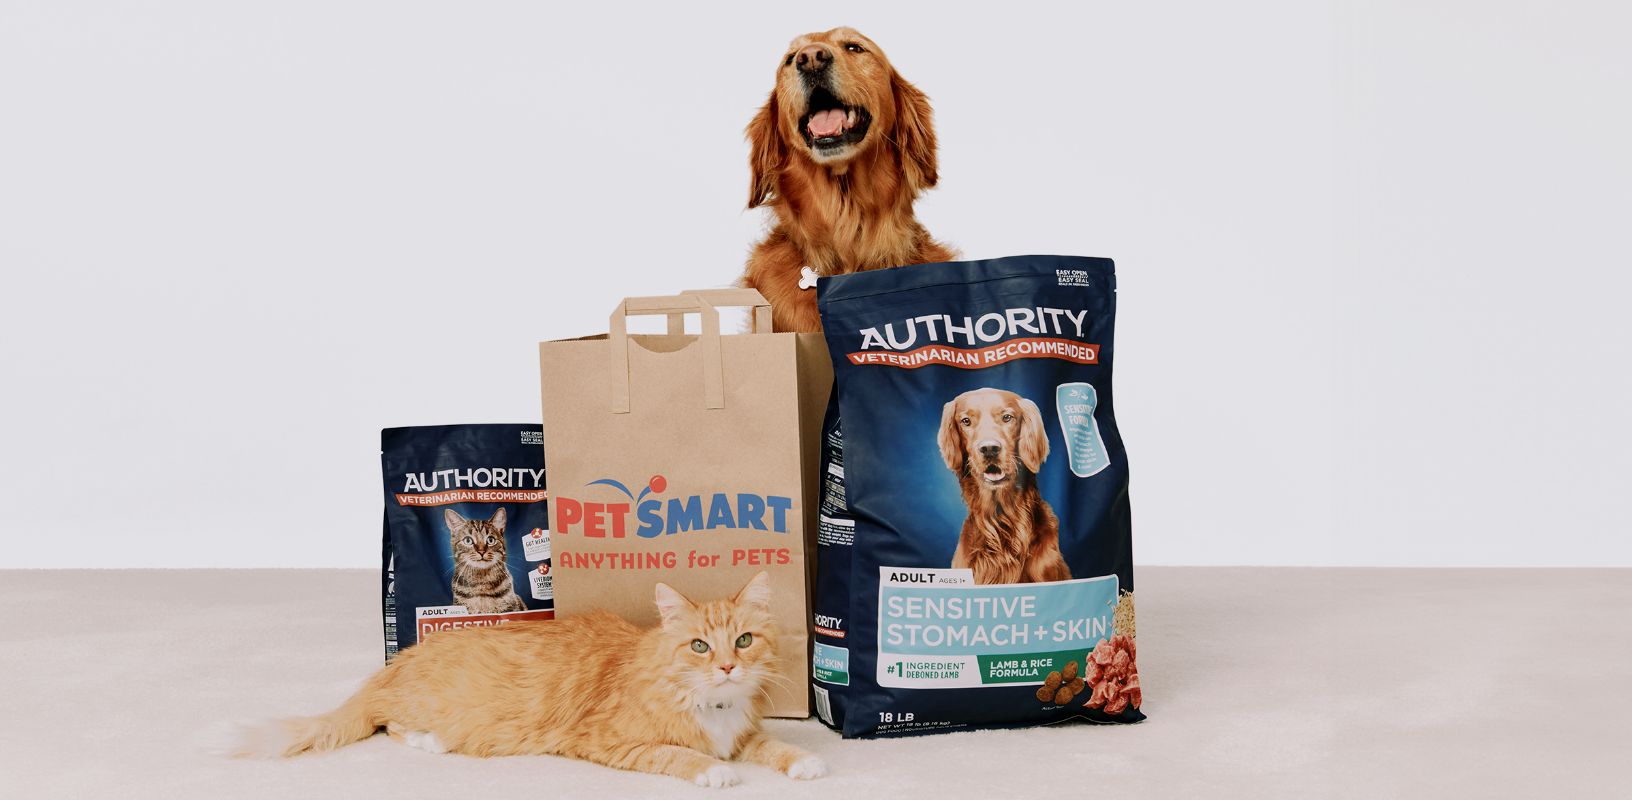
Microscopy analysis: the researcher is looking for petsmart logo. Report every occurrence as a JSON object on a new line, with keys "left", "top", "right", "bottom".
{"left": 554, "top": 474, "right": 793, "bottom": 538}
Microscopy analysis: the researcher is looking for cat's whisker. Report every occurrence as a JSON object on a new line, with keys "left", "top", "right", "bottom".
{"left": 752, "top": 675, "right": 796, "bottom": 703}
{"left": 755, "top": 671, "right": 797, "bottom": 691}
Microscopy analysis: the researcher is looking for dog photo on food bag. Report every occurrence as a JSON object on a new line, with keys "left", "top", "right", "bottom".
{"left": 940, "top": 388, "right": 1073, "bottom": 585}
{"left": 739, "top": 27, "right": 956, "bottom": 332}
{"left": 217, "top": 573, "right": 825, "bottom": 787}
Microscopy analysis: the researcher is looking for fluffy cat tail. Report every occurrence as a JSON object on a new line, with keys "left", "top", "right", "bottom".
{"left": 205, "top": 695, "right": 378, "bottom": 758}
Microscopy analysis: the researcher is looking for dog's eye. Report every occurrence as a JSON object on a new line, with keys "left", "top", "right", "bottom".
{"left": 784, "top": 53, "right": 795, "bottom": 66}
{"left": 844, "top": 43, "right": 865, "bottom": 54}
{"left": 960, "top": 417, "right": 971, "bottom": 426}
{"left": 1002, "top": 413, "right": 1014, "bottom": 422}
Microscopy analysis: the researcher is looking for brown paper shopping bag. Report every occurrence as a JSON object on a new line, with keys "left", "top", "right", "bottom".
{"left": 538, "top": 289, "right": 831, "bottom": 717}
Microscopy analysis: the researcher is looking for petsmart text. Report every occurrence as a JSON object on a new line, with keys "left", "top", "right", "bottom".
{"left": 554, "top": 492, "right": 794, "bottom": 537}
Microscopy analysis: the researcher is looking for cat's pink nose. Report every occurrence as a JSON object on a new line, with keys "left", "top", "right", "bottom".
{"left": 718, "top": 664, "right": 735, "bottom": 673}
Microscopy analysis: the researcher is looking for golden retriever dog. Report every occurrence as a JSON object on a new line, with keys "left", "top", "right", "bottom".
{"left": 740, "top": 27, "right": 956, "bottom": 332}
{"left": 939, "top": 388, "right": 1072, "bottom": 585}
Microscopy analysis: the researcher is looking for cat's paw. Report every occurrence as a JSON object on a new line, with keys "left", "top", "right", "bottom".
{"left": 401, "top": 730, "right": 448, "bottom": 755}
{"left": 786, "top": 754, "right": 828, "bottom": 780}
{"left": 693, "top": 763, "right": 741, "bottom": 788}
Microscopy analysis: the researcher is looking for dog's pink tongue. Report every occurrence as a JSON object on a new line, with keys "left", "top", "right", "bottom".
{"left": 808, "top": 109, "right": 847, "bottom": 138}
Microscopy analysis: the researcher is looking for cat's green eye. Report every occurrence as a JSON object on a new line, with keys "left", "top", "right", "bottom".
{"left": 690, "top": 639, "right": 710, "bottom": 653}
{"left": 462, "top": 536, "right": 472, "bottom": 545}
{"left": 486, "top": 535, "right": 496, "bottom": 544}
{"left": 735, "top": 633, "right": 753, "bottom": 649}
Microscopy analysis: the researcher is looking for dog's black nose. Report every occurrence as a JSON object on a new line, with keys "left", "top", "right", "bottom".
{"left": 979, "top": 444, "right": 1002, "bottom": 459}
{"left": 795, "top": 44, "right": 832, "bottom": 74}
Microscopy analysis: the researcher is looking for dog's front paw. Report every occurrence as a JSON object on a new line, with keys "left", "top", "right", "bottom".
{"left": 785, "top": 754, "right": 828, "bottom": 780}
{"left": 694, "top": 763, "right": 741, "bottom": 788}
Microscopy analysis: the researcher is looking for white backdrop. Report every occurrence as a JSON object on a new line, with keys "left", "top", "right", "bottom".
{"left": 2, "top": 1, "right": 1628, "bottom": 568}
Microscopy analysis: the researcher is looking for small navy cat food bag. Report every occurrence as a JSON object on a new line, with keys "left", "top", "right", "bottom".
{"left": 381, "top": 424, "right": 554, "bottom": 660}
{"left": 812, "top": 255, "right": 1141, "bottom": 737}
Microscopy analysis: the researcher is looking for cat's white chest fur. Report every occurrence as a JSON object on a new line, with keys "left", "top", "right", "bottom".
{"left": 693, "top": 701, "right": 752, "bottom": 759}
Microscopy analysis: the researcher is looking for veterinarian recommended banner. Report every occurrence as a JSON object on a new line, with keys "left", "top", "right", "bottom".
{"left": 813, "top": 256, "right": 1141, "bottom": 738}
{"left": 380, "top": 425, "right": 554, "bottom": 661}
{"left": 538, "top": 289, "right": 832, "bottom": 718}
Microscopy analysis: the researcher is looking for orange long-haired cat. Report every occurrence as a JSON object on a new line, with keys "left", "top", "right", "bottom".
{"left": 219, "top": 572, "right": 826, "bottom": 787}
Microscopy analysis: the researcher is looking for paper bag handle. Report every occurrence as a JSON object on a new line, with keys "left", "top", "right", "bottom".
{"left": 609, "top": 294, "right": 724, "bottom": 413}
{"left": 679, "top": 288, "right": 774, "bottom": 333}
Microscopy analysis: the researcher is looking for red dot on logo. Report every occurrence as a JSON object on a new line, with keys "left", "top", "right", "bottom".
{"left": 539, "top": 564, "right": 550, "bottom": 575}
{"left": 649, "top": 475, "right": 667, "bottom": 493}
{"left": 531, "top": 528, "right": 544, "bottom": 538}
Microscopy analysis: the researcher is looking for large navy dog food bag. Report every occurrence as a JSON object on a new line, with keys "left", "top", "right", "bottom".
{"left": 812, "top": 255, "right": 1141, "bottom": 737}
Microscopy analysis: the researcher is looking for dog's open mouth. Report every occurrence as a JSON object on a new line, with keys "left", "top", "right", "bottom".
{"left": 801, "top": 85, "right": 871, "bottom": 151}
{"left": 980, "top": 463, "right": 1007, "bottom": 483}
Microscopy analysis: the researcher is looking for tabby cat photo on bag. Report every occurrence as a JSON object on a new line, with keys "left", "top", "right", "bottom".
{"left": 446, "top": 508, "right": 527, "bottom": 613}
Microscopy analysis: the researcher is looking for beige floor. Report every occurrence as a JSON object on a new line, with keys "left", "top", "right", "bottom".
{"left": 1, "top": 568, "right": 1626, "bottom": 799}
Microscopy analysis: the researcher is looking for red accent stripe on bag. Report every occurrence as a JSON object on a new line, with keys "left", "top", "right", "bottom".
{"left": 394, "top": 489, "right": 549, "bottom": 507}
{"left": 846, "top": 338, "right": 1099, "bottom": 369}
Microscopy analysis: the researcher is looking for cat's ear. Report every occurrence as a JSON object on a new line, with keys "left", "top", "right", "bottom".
{"left": 488, "top": 507, "right": 507, "bottom": 532}
{"left": 444, "top": 509, "right": 466, "bottom": 531}
{"left": 653, "top": 582, "right": 695, "bottom": 630}
{"left": 732, "top": 571, "right": 773, "bottom": 613}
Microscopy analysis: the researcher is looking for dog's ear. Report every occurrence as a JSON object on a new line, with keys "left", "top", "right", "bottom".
{"left": 890, "top": 70, "right": 938, "bottom": 195}
{"left": 1018, "top": 398, "right": 1049, "bottom": 473}
{"left": 746, "top": 91, "right": 786, "bottom": 208}
{"left": 939, "top": 399, "right": 963, "bottom": 472}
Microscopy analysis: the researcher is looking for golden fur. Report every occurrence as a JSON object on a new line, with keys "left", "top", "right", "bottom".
{"left": 741, "top": 27, "right": 956, "bottom": 332}
{"left": 939, "top": 388, "right": 1072, "bottom": 584}
{"left": 220, "top": 573, "right": 825, "bottom": 787}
